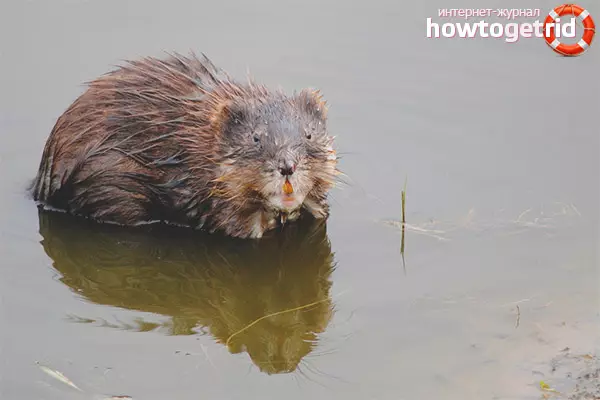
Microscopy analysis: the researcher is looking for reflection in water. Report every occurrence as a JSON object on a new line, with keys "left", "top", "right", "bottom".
{"left": 37, "top": 210, "right": 336, "bottom": 374}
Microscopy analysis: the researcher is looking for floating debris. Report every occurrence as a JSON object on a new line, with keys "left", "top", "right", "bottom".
{"left": 225, "top": 297, "right": 331, "bottom": 347}
{"left": 36, "top": 361, "right": 83, "bottom": 392}
{"left": 540, "top": 380, "right": 551, "bottom": 390}
{"left": 539, "top": 379, "right": 560, "bottom": 396}
{"left": 36, "top": 361, "right": 133, "bottom": 399}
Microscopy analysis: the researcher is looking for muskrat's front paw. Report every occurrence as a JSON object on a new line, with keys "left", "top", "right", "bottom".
{"left": 303, "top": 198, "right": 329, "bottom": 219}
{"left": 244, "top": 213, "right": 267, "bottom": 239}
{"left": 311, "top": 208, "right": 328, "bottom": 219}
{"left": 266, "top": 217, "right": 277, "bottom": 229}
{"left": 287, "top": 210, "right": 301, "bottom": 222}
{"left": 247, "top": 229, "right": 264, "bottom": 239}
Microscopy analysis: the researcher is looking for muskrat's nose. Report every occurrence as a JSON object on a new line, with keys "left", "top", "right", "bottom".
{"left": 278, "top": 160, "right": 296, "bottom": 176}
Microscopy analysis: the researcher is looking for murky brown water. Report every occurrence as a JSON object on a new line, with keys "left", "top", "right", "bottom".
{"left": 1, "top": 1, "right": 599, "bottom": 399}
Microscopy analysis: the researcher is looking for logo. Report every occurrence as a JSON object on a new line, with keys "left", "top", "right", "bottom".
{"left": 543, "top": 4, "right": 595, "bottom": 56}
{"left": 426, "top": 4, "right": 596, "bottom": 56}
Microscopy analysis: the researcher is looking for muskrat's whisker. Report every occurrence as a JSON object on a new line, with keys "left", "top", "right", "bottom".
{"left": 304, "top": 348, "right": 340, "bottom": 358}
{"left": 292, "top": 371, "right": 304, "bottom": 390}
{"left": 332, "top": 151, "right": 359, "bottom": 157}
{"left": 294, "top": 364, "right": 317, "bottom": 387}
{"left": 295, "top": 362, "right": 333, "bottom": 389}
{"left": 301, "top": 358, "right": 347, "bottom": 384}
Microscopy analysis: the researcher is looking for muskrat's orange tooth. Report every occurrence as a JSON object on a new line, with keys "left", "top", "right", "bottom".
{"left": 283, "top": 180, "right": 294, "bottom": 195}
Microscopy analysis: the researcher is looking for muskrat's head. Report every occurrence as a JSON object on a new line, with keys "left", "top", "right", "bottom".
{"left": 211, "top": 88, "right": 338, "bottom": 217}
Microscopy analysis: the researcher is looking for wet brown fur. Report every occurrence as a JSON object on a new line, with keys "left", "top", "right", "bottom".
{"left": 31, "top": 52, "right": 339, "bottom": 239}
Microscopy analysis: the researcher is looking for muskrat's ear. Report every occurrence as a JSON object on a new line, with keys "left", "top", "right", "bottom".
{"left": 296, "top": 89, "right": 328, "bottom": 120}
{"left": 210, "top": 99, "right": 249, "bottom": 134}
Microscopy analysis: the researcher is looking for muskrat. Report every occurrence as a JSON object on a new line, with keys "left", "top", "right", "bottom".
{"left": 30, "top": 52, "right": 339, "bottom": 239}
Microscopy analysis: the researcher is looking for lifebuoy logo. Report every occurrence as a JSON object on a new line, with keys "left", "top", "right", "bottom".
{"left": 544, "top": 4, "right": 595, "bottom": 56}
{"left": 426, "top": 4, "right": 596, "bottom": 56}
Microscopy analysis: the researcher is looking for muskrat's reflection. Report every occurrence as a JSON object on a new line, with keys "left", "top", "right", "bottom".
{"left": 37, "top": 210, "right": 335, "bottom": 375}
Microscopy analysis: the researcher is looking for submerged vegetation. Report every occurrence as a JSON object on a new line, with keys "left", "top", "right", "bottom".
{"left": 400, "top": 177, "right": 407, "bottom": 271}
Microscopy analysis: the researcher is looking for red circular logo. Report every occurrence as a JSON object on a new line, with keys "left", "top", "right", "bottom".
{"left": 544, "top": 4, "right": 595, "bottom": 56}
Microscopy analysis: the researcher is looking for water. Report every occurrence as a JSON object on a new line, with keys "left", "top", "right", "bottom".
{"left": 1, "top": 1, "right": 599, "bottom": 399}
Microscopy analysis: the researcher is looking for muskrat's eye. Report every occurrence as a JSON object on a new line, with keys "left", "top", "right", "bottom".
{"left": 306, "top": 133, "right": 312, "bottom": 140}
{"left": 253, "top": 135, "right": 260, "bottom": 143}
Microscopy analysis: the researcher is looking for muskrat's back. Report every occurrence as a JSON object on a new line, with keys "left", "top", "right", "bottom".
{"left": 32, "top": 52, "right": 339, "bottom": 239}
